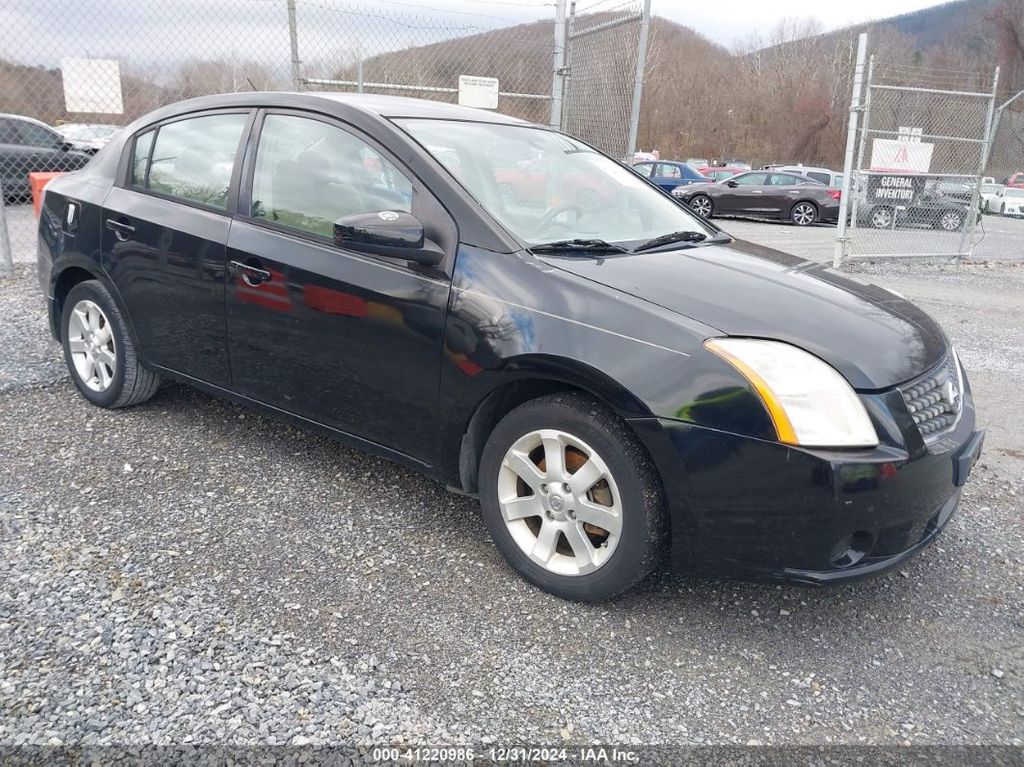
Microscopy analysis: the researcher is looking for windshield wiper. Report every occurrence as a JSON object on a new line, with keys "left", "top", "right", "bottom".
{"left": 529, "top": 238, "right": 629, "bottom": 254}
{"left": 632, "top": 230, "right": 711, "bottom": 253}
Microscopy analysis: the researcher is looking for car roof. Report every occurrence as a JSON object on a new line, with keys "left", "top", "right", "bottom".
{"left": 142, "top": 91, "right": 536, "bottom": 127}
{"left": 0, "top": 112, "right": 57, "bottom": 130}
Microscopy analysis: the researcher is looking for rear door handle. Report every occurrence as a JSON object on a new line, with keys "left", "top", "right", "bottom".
{"left": 229, "top": 259, "right": 272, "bottom": 286}
{"left": 105, "top": 218, "right": 135, "bottom": 241}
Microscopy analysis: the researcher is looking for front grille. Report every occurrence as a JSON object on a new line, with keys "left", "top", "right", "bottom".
{"left": 900, "top": 354, "right": 962, "bottom": 441}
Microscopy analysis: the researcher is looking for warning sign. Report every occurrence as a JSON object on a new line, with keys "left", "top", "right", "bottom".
{"left": 870, "top": 138, "right": 933, "bottom": 173}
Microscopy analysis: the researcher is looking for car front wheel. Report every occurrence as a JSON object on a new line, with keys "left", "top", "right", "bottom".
{"left": 61, "top": 280, "right": 161, "bottom": 409}
{"left": 689, "top": 194, "right": 713, "bottom": 218}
{"left": 478, "top": 393, "right": 664, "bottom": 601}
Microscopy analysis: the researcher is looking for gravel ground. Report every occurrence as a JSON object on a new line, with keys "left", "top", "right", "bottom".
{"left": 1, "top": 237, "right": 1022, "bottom": 754}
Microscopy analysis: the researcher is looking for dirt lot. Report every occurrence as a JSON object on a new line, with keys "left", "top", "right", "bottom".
{"left": 1, "top": 216, "right": 1022, "bottom": 753}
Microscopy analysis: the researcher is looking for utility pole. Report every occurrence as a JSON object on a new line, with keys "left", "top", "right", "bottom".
{"left": 287, "top": 0, "right": 303, "bottom": 91}
{"left": 626, "top": 0, "right": 652, "bottom": 157}
{"left": 833, "top": 32, "right": 868, "bottom": 269}
{"left": 550, "top": 0, "right": 568, "bottom": 129}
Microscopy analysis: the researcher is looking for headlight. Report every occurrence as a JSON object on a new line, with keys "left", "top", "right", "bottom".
{"left": 705, "top": 338, "right": 878, "bottom": 448}
{"left": 671, "top": 188, "right": 686, "bottom": 197}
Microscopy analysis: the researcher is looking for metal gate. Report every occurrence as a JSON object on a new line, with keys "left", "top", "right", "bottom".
{"left": 556, "top": 0, "right": 651, "bottom": 160}
{"left": 834, "top": 34, "right": 1001, "bottom": 264}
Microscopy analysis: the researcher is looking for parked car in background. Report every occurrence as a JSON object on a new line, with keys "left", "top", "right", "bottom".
{"left": 994, "top": 187, "right": 1024, "bottom": 217}
{"left": 36, "top": 92, "right": 984, "bottom": 601}
{"left": 775, "top": 165, "right": 844, "bottom": 188}
{"left": 859, "top": 194, "right": 974, "bottom": 231}
{"left": 980, "top": 181, "right": 1005, "bottom": 213}
{"left": 685, "top": 157, "right": 708, "bottom": 167}
{"left": 631, "top": 160, "right": 708, "bottom": 192}
{"left": 698, "top": 166, "right": 747, "bottom": 182}
{"left": 1003, "top": 172, "right": 1024, "bottom": 189}
{"left": 55, "top": 122, "right": 122, "bottom": 154}
{"left": 673, "top": 170, "right": 840, "bottom": 226}
{"left": 1, "top": 113, "right": 91, "bottom": 199}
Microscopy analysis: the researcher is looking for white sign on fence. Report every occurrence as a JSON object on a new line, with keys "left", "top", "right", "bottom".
{"left": 869, "top": 138, "right": 933, "bottom": 173}
{"left": 458, "top": 75, "right": 499, "bottom": 110}
{"left": 897, "top": 126, "right": 923, "bottom": 143}
{"left": 60, "top": 58, "right": 124, "bottom": 114}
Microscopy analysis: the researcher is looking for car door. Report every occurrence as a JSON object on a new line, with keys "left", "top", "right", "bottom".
{"left": 718, "top": 172, "right": 770, "bottom": 213}
{"left": 653, "top": 163, "right": 683, "bottom": 192}
{"left": 767, "top": 173, "right": 804, "bottom": 215}
{"left": 225, "top": 110, "right": 453, "bottom": 462}
{"left": 101, "top": 110, "right": 251, "bottom": 387}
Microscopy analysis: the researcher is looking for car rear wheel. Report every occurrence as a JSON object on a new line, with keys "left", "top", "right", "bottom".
{"left": 936, "top": 210, "right": 963, "bottom": 231}
{"left": 61, "top": 280, "right": 161, "bottom": 409}
{"left": 870, "top": 206, "right": 894, "bottom": 229}
{"left": 790, "top": 201, "right": 817, "bottom": 226}
{"left": 689, "top": 194, "right": 713, "bottom": 218}
{"left": 478, "top": 393, "right": 664, "bottom": 601}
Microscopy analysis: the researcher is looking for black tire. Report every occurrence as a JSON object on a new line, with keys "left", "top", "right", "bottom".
{"left": 790, "top": 201, "right": 817, "bottom": 226}
{"left": 688, "top": 194, "right": 714, "bottom": 219}
{"left": 478, "top": 392, "right": 665, "bottom": 602}
{"left": 61, "top": 280, "right": 161, "bottom": 409}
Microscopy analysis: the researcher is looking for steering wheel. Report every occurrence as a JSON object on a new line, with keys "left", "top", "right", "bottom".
{"left": 531, "top": 203, "right": 583, "bottom": 238}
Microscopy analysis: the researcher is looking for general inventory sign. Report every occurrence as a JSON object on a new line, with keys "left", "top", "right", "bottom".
{"left": 458, "top": 75, "right": 499, "bottom": 110}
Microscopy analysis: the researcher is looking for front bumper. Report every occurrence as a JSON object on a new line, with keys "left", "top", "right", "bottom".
{"left": 630, "top": 391, "right": 982, "bottom": 584}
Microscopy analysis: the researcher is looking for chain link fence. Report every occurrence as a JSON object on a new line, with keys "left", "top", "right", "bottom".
{"left": 0, "top": 0, "right": 653, "bottom": 270}
{"left": 559, "top": 0, "right": 650, "bottom": 160}
{"left": 838, "top": 47, "right": 1023, "bottom": 263}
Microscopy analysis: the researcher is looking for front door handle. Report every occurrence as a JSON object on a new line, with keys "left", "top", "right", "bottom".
{"left": 105, "top": 218, "right": 135, "bottom": 241}
{"left": 229, "top": 259, "right": 272, "bottom": 287}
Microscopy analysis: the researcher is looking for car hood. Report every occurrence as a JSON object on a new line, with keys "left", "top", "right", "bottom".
{"left": 539, "top": 238, "right": 948, "bottom": 390}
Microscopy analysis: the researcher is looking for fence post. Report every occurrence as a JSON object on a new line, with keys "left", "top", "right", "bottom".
{"left": 0, "top": 181, "right": 12, "bottom": 278}
{"left": 550, "top": 0, "right": 568, "bottom": 129}
{"left": 833, "top": 32, "right": 868, "bottom": 269}
{"left": 287, "top": 0, "right": 303, "bottom": 91}
{"left": 848, "top": 55, "right": 874, "bottom": 242}
{"left": 961, "top": 67, "right": 1000, "bottom": 258}
{"left": 626, "top": 0, "right": 652, "bottom": 157}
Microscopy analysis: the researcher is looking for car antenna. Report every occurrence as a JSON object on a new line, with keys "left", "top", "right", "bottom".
{"left": 246, "top": 77, "right": 257, "bottom": 91}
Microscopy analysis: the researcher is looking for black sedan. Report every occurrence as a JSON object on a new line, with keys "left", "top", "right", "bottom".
{"left": 1, "top": 113, "right": 91, "bottom": 199}
{"left": 37, "top": 92, "right": 983, "bottom": 601}
{"left": 673, "top": 170, "right": 841, "bottom": 226}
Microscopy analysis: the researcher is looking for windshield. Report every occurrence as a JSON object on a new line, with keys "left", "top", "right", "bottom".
{"left": 396, "top": 119, "right": 717, "bottom": 248}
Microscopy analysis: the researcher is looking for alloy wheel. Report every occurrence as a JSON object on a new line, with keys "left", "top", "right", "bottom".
{"left": 792, "top": 202, "right": 816, "bottom": 226}
{"left": 67, "top": 299, "right": 117, "bottom": 392}
{"left": 497, "top": 428, "right": 622, "bottom": 576}
{"left": 871, "top": 208, "right": 893, "bottom": 229}
{"left": 939, "top": 211, "right": 962, "bottom": 231}
{"left": 690, "top": 196, "right": 712, "bottom": 218}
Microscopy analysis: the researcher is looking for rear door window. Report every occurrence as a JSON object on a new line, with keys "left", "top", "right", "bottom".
{"left": 770, "top": 174, "right": 801, "bottom": 186}
{"left": 656, "top": 164, "right": 682, "bottom": 180}
{"left": 147, "top": 113, "right": 248, "bottom": 210}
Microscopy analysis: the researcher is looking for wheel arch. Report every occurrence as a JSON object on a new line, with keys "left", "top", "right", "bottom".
{"left": 453, "top": 356, "right": 653, "bottom": 494}
{"left": 50, "top": 260, "right": 138, "bottom": 348}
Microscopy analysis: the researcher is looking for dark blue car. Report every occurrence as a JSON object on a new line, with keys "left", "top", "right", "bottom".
{"left": 632, "top": 160, "right": 708, "bottom": 192}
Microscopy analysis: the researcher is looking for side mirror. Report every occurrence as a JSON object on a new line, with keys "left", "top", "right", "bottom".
{"left": 726, "top": 180, "right": 739, "bottom": 188}
{"left": 333, "top": 211, "right": 443, "bottom": 266}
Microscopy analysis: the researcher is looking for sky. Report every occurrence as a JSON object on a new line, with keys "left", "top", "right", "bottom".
{"left": 1, "top": 0, "right": 955, "bottom": 70}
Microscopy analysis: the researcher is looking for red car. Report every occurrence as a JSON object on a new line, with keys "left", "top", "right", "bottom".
{"left": 698, "top": 166, "right": 748, "bottom": 182}
{"left": 494, "top": 162, "right": 613, "bottom": 211}
{"left": 1004, "top": 173, "right": 1024, "bottom": 189}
